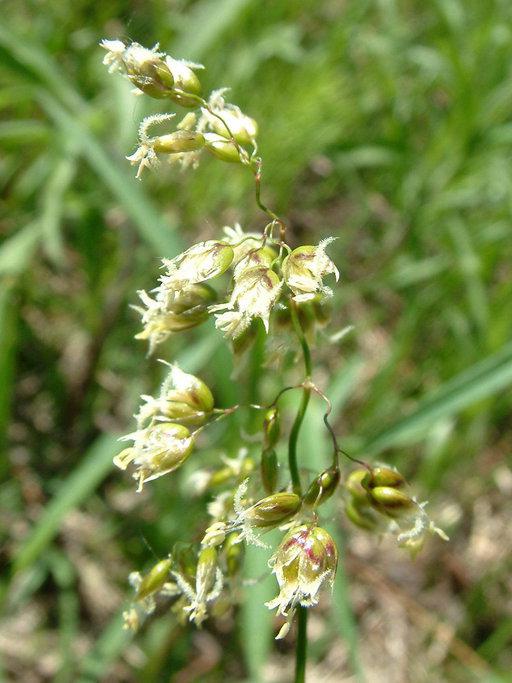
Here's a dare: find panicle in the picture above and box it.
[126,113,206,178]
[303,466,341,507]
[222,223,265,264]
[122,556,177,630]
[203,133,246,164]
[135,362,214,428]
[100,40,174,98]
[160,240,234,293]
[135,557,173,599]
[164,56,204,106]
[101,38,448,646]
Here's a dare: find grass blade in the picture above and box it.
[0,223,41,277]
[0,23,83,111]
[40,156,76,264]
[38,92,180,257]
[77,609,131,682]
[173,0,252,60]
[240,543,275,683]
[0,286,17,472]
[12,433,120,574]
[363,341,512,453]
[330,527,365,682]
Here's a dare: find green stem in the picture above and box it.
[288,303,312,495]
[288,385,310,495]
[295,606,308,683]
[253,158,287,238]
[288,301,312,682]
[290,305,312,378]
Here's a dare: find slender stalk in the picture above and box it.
[252,157,287,238]
[295,606,308,683]
[288,301,313,682]
[288,304,312,495]
[289,302,312,377]
[288,385,310,495]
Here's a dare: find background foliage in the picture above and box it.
[1,0,512,681]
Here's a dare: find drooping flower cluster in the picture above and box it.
[114,363,215,491]
[266,525,338,639]
[132,227,338,354]
[344,465,448,557]
[101,38,448,644]
[100,40,257,176]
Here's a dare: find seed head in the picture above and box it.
[115,422,194,491]
[133,283,216,354]
[161,240,234,293]
[204,133,244,163]
[211,267,282,338]
[345,469,372,503]
[199,89,258,145]
[242,492,302,528]
[369,486,416,517]
[367,465,405,489]
[263,407,280,449]
[173,546,224,626]
[345,499,380,531]
[282,238,339,303]
[303,466,341,507]
[230,480,301,548]
[135,558,173,599]
[266,525,338,639]
[165,56,203,107]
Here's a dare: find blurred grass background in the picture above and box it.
[1,0,512,681]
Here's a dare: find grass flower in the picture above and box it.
[114,422,194,492]
[283,238,339,302]
[266,525,338,639]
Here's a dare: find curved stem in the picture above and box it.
[177,91,287,236]
[252,157,287,238]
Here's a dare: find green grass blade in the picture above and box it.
[40,157,76,264]
[77,608,131,682]
[0,223,41,277]
[12,433,120,574]
[173,0,253,60]
[0,23,84,111]
[0,119,49,144]
[240,543,274,683]
[37,92,180,257]
[0,22,181,258]
[363,341,512,453]
[330,527,365,682]
[0,286,17,476]
[477,616,512,660]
